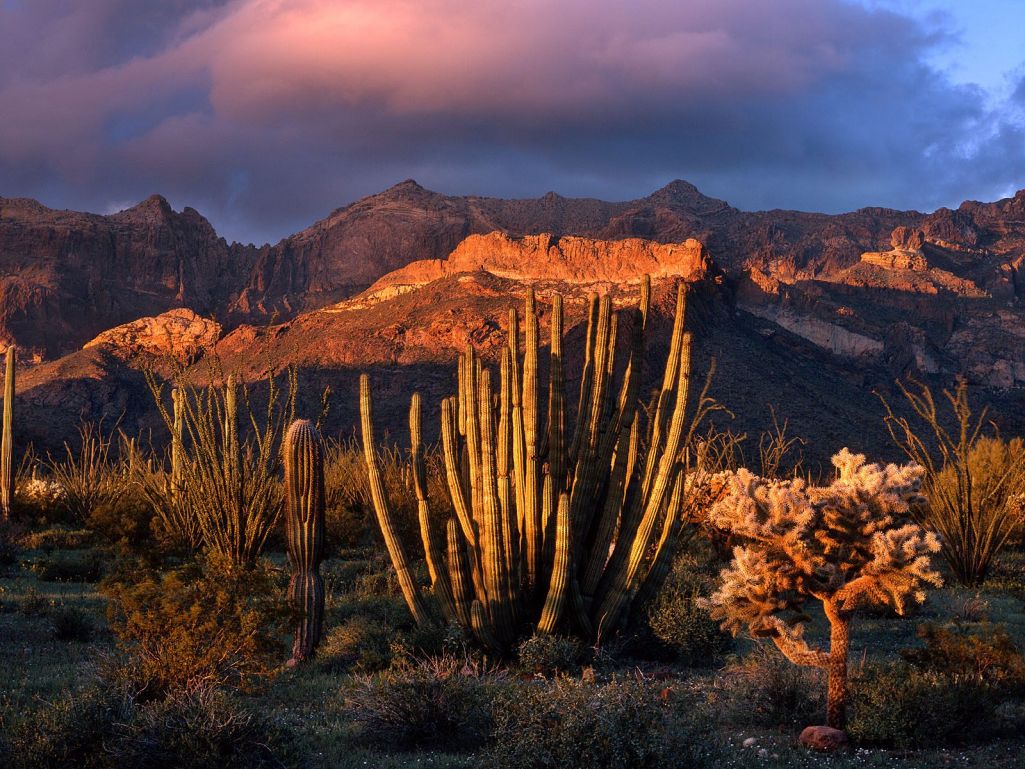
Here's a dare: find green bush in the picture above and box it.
[708,645,824,728]
[849,623,1025,747]
[87,489,155,552]
[0,682,288,769]
[318,616,394,673]
[20,527,95,552]
[107,686,288,769]
[101,556,289,695]
[346,656,496,751]
[849,664,1004,747]
[50,606,95,642]
[487,677,675,769]
[901,622,1025,691]
[645,553,731,664]
[30,550,106,583]
[516,634,586,677]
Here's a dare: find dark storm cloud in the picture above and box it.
[0,0,1022,244]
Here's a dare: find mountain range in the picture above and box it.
[3,179,1024,468]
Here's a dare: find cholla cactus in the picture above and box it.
[702,448,942,730]
[18,476,65,511]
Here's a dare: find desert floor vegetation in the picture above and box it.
[1,294,1025,768]
[1,443,1024,768]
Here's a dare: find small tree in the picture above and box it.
[702,449,942,730]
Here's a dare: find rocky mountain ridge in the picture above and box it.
[4,180,1025,461]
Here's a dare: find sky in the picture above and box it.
[0,0,1023,245]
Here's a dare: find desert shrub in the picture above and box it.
[106,686,288,769]
[0,681,132,769]
[849,664,1011,747]
[46,423,128,525]
[87,485,155,551]
[323,437,375,548]
[20,527,95,551]
[901,622,1025,692]
[12,475,66,524]
[346,655,496,751]
[30,549,106,582]
[709,645,824,728]
[487,677,675,769]
[318,616,394,673]
[516,633,586,676]
[50,605,95,642]
[645,553,731,665]
[849,622,1025,747]
[951,593,991,622]
[0,681,287,769]
[102,556,289,695]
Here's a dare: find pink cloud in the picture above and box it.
[0,0,1021,243]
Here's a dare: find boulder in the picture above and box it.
[799,725,848,751]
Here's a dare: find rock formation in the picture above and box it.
[84,308,222,361]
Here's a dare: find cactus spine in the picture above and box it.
[284,419,326,664]
[360,277,710,649]
[1,346,12,521]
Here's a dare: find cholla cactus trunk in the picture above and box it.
[1,347,13,521]
[360,277,709,650]
[824,600,851,729]
[284,419,326,664]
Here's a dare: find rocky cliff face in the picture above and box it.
[0,194,254,359]
[365,232,709,300]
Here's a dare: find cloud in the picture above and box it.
[0,0,1023,243]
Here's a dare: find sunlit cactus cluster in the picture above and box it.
[361,278,717,649]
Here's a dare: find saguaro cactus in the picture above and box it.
[284,419,327,664]
[1,346,14,522]
[360,277,718,650]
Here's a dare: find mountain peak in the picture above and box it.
[648,179,731,212]
[388,178,427,194]
[112,194,174,221]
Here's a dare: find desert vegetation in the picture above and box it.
[1,281,1025,769]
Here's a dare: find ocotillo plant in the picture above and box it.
[1,346,13,521]
[284,419,326,664]
[360,278,718,650]
[143,367,298,568]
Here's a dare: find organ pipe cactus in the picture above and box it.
[360,375,435,626]
[359,278,717,650]
[284,419,326,664]
[1,346,13,521]
[170,386,185,498]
